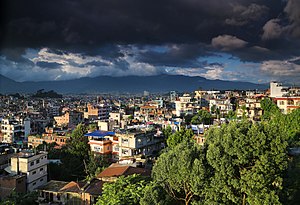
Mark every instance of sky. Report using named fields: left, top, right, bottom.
left=0, top=0, right=300, bottom=84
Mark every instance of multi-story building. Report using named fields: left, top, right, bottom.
left=85, top=130, right=119, bottom=161
left=275, top=97, right=300, bottom=114
left=85, top=129, right=165, bottom=161
left=116, top=129, right=164, bottom=159
left=84, top=103, right=111, bottom=121
left=8, top=151, right=48, bottom=191
left=175, top=94, right=194, bottom=116
left=0, top=118, right=30, bottom=144
left=31, top=127, right=69, bottom=148
left=54, top=111, right=83, bottom=128
left=270, top=82, right=289, bottom=98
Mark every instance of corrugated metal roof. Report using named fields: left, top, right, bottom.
left=84, top=130, right=115, bottom=138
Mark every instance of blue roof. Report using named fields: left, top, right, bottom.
left=84, top=130, right=115, bottom=138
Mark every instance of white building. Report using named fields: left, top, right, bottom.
left=275, top=97, right=300, bottom=114
left=0, top=118, right=31, bottom=144
left=175, top=94, right=193, bottom=117
left=270, top=82, right=288, bottom=98
left=8, top=151, right=48, bottom=191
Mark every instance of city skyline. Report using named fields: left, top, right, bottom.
left=1, top=0, right=300, bottom=84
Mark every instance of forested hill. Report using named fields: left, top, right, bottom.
left=0, top=74, right=267, bottom=94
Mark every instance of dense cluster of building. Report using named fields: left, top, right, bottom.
left=0, top=82, right=299, bottom=204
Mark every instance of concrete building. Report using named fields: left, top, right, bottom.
left=84, top=104, right=111, bottom=121
left=175, top=94, right=193, bottom=116
left=270, top=82, right=288, bottom=98
left=116, top=129, right=164, bottom=159
left=85, top=129, right=165, bottom=161
left=275, top=97, right=300, bottom=114
left=7, top=151, right=48, bottom=191
left=54, top=111, right=83, bottom=128
left=0, top=118, right=30, bottom=144
left=0, top=174, right=26, bottom=199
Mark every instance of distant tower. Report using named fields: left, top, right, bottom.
left=170, top=91, right=177, bottom=102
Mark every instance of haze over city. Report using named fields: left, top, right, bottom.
left=1, top=0, right=300, bottom=84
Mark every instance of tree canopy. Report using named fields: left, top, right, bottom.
left=166, top=127, right=194, bottom=148
left=205, top=120, right=289, bottom=205
left=191, top=110, right=212, bottom=125
left=152, top=140, right=209, bottom=205
left=96, top=174, right=149, bottom=205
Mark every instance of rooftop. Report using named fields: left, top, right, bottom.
left=84, top=130, right=115, bottom=138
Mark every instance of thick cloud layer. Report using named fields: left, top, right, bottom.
left=0, top=0, right=300, bottom=83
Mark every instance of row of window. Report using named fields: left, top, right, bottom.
left=31, top=167, right=45, bottom=175
left=30, top=156, right=47, bottom=166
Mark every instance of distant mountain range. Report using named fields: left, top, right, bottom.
left=0, top=74, right=268, bottom=94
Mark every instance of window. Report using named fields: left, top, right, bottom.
left=36, top=159, right=40, bottom=164
left=30, top=162, right=34, bottom=166
left=122, top=149, right=128, bottom=155
left=33, top=182, right=36, bottom=186
left=40, top=168, right=44, bottom=171
left=32, top=171, right=36, bottom=175
left=122, top=138, right=128, bottom=143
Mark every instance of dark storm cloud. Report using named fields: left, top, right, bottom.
left=225, top=3, right=269, bottom=26
left=1, top=0, right=284, bottom=48
left=35, top=61, right=63, bottom=69
left=137, top=44, right=213, bottom=67
left=1, top=0, right=300, bottom=82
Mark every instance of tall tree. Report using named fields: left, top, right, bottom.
left=205, top=120, right=289, bottom=205
left=152, top=140, right=210, bottom=205
left=140, top=182, right=176, bottom=205
left=67, top=123, right=89, bottom=159
left=191, top=110, right=212, bottom=125
left=96, top=174, right=149, bottom=205
left=260, top=98, right=281, bottom=120
left=166, top=128, right=194, bottom=148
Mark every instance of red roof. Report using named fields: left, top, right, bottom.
left=97, top=166, right=151, bottom=178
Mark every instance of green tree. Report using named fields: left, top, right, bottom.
left=88, top=123, right=97, bottom=132
left=191, top=110, right=212, bottom=125
left=140, top=182, right=176, bottom=205
left=166, top=128, right=194, bottom=148
left=260, top=98, right=281, bottom=120
left=205, top=120, right=289, bottom=205
left=0, top=191, right=38, bottom=205
left=96, top=174, right=149, bottom=205
left=162, top=126, right=172, bottom=138
left=67, top=123, right=89, bottom=159
left=85, top=153, right=110, bottom=179
left=226, top=110, right=237, bottom=119
left=152, top=140, right=210, bottom=205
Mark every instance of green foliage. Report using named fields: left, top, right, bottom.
left=226, top=110, right=237, bottom=119
left=152, top=140, right=209, bottom=205
left=166, top=127, right=194, bottom=148
left=162, top=126, right=172, bottom=138
left=48, top=147, right=86, bottom=181
left=260, top=98, right=281, bottom=120
left=96, top=174, right=149, bottom=205
left=32, top=89, right=62, bottom=98
left=184, top=114, right=194, bottom=124
left=282, top=155, right=300, bottom=205
left=85, top=153, right=110, bottom=178
left=191, top=110, right=212, bottom=125
left=140, top=182, right=176, bottom=205
left=67, top=123, right=89, bottom=159
left=0, top=191, right=38, bottom=205
left=205, top=120, right=289, bottom=205
left=88, top=123, right=97, bottom=132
